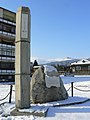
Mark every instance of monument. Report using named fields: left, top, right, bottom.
left=15, top=6, right=31, bottom=108
left=30, top=65, right=68, bottom=103
left=11, top=6, right=68, bottom=117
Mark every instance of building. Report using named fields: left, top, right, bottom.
left=70, top=59, right=90, bottom=75
left=0, top=7, right=16, bottom=82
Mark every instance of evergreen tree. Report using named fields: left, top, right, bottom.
left=33, top=60, right=38, bottom=66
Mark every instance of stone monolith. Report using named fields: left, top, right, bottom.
left=15, top=6, right=31, bottom=108
left=30, top=65, right=68, bottom=103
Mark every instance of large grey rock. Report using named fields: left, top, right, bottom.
left=30, top=65, right=68, bottom=103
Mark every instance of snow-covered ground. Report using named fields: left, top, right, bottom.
left=0, top=75, right=90, bottom=120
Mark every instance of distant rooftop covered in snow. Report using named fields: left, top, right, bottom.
left=71, top=59, right=90, bottom=65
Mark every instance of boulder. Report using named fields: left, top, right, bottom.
left=30, top=65, right=68, bottom=103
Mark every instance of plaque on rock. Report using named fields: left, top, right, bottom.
left=45, top=76, right=60, bottom=88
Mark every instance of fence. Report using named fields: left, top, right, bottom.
left=0, top=84, right=14, bottom=104
left=0, top=82, right=90, bottom=105
left=66, top=82, right=90, bottom=97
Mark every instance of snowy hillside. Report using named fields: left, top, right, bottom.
left=32, top=57, right=90, bottom=66
left=44, top=57, right=80, bottom=66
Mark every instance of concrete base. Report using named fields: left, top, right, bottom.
left=10, top=107, right=48, bottom=117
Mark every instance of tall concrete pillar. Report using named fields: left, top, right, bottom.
left=15, top=6, right=31, bottom=108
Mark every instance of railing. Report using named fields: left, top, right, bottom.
left=1, top=81, right=90, bottom=105
left=66, top=82, right=90, bottom=97
left=0, top=84, right=14, bottom=104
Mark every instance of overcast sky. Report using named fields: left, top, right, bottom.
left=1, top=0, right=90, bottom=62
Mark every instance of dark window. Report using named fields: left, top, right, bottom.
left=0, top=24, right=2, bottom=30
left=76, top=66, right=81, bottom=70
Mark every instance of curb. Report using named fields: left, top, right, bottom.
left=53, top=99, right=90, bottom=107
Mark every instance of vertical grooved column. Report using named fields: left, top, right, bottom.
left=15, top=6, right=31, bottom=108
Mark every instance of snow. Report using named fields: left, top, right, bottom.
left=44, top=65, right=60, bottom=88
left=71, top=59, right=90, bottom=65
left=44, top=65, right=57, bottom=73
left=1, top=76, right=90, bottom=119
left=60, top=75, right=90, bottom=84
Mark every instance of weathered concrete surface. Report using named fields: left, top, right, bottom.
left=30, top=66, right=68, bottom=103
left=15, top=6, right=31, bottom=108
left=10, top=108, right=48, bottom=117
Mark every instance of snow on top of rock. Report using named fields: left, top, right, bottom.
left=44, top=65, right=57, bottom=73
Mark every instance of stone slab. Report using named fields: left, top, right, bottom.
left=10, top=107, right=48, bottom=117
left=45, top=76, right=60, bottom=88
